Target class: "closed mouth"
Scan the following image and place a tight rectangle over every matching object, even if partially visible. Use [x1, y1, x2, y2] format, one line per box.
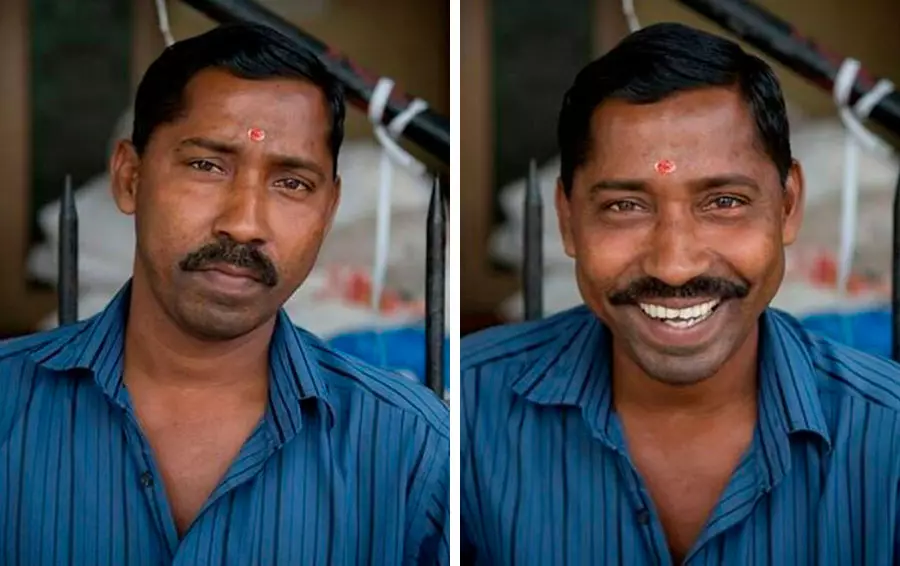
[200, 264, 261, 282]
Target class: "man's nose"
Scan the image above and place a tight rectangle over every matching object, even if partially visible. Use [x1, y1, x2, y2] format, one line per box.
[640, 209, 711, 289]
[212, 172, 271, 246]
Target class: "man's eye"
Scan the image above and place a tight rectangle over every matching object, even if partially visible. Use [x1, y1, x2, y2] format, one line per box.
[710, 196, 746, 209]
[607, 200, 642, 212]
[189, 160, 222, 173]
[274, 178, 311, 192]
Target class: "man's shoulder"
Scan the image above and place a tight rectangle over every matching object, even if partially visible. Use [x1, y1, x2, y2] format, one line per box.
[0, 322, 91, 448]
[771, 308, 900, 415]
[0, 322, 86, 372]
[461, 304, 595, 373]
[294, 325, 449, 441]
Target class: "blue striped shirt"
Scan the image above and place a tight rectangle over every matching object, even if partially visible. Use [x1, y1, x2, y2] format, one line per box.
[461, 304, 900, 565]
[0, 283, 449, 565]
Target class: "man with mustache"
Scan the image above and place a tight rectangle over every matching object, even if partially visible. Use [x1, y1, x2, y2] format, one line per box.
[0, 24, 448, 565]
[461, 22, 900, 565]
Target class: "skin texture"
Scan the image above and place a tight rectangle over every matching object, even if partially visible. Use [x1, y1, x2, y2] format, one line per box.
[109, 68, 341, 535]
[554, 86, 805, 560]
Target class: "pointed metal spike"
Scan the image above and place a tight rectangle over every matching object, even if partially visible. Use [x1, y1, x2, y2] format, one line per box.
[524, 159, 543, 321]
[425, 175, 447, 399]
[892, 170, 900, 361]
[59, 175, 78, 326]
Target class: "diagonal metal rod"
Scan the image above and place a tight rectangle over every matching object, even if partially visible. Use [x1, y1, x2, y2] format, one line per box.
[58, 175, 78, 326]
[675, 0, 900, 138]
[523, 159, 543, 321]
[425, 176, 446, 398]
[178, 0, 450, 165]
[893, 170, 900, 361]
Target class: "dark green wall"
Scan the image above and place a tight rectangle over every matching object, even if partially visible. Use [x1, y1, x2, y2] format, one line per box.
[491, 0, 593, 218]
[29, 0, 132, 243]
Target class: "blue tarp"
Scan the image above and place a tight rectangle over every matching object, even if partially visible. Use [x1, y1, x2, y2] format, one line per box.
[327, 326, 450, 391]
[800, 307, 894, 360]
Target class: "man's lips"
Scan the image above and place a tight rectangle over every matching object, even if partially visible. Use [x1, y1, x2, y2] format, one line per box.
[198, 264, 262, 283]
[637, 298, 721, 326]
[622, 298, 733, 349]
[630, 297, 722, 310]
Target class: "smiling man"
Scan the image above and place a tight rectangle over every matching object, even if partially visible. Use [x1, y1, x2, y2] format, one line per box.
[0, 24, 448, 565]
[462, 23, 900, 566]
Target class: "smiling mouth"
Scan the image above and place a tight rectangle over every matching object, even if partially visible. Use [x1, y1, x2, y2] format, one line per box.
[637, 299, 722, 330]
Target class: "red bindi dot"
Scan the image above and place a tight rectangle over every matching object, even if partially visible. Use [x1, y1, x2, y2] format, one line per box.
[248, 128, 266, 142]
[654, 159, 676, 175]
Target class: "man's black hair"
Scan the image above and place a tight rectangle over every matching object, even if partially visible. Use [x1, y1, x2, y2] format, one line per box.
[132, 23, 345, 175]
[557, 22, 791, 194]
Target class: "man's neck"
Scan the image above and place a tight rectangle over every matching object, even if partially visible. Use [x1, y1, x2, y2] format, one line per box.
[612, 326, 759, 421]
[123, 278, 273, 395]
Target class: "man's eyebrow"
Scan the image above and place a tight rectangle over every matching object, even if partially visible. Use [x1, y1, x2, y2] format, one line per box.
[587, 174, 762, 195]
[270, 154, 326, 180]
[695, 174, 761, 191]
[177, 137, 240, 154]
[588, 179, 648, 194]
[177, 137, 326, 180]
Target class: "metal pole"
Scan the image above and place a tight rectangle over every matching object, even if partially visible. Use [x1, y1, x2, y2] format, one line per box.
[425, 176, 446, 398]
[674, 0, 900, 138]
[893, 170, 900, 362]
[178, 0, 450, 166]
[523, 159, 543, 321]
[59, 175, 78, 326]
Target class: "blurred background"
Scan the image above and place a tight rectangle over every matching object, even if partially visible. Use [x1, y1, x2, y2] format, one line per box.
[462, 0, 900, 358]
[0, 0, 449, 389]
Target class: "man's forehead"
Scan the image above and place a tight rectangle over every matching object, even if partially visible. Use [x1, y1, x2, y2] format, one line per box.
[157, 70, 330, 152]
[585, 89, 765, 176]
[177, 69, 328, 131]
[591, 88, 755, 145]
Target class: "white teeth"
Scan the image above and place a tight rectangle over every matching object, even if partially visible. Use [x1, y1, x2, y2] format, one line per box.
[638, 299, 720, 328]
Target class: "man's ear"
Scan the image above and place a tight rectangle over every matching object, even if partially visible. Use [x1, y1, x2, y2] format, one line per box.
[781, 159, 805, 246]
[109, 140, 141, 216]
[555, 177, 576, 258]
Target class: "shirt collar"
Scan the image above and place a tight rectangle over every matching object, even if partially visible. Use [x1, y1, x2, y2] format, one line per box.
[510, 305, 831, 453]
[29, 280, 335, 442]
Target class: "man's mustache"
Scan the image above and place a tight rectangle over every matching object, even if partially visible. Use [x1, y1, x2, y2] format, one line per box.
[608, 275, 750, 306]
[179, 237, 278, 287]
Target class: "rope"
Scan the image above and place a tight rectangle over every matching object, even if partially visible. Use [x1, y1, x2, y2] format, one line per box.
[367, 77, 428, 364]
[153, 0, 176, 47]
[622, 0, 641, 33]
[832, 58, 895, 294]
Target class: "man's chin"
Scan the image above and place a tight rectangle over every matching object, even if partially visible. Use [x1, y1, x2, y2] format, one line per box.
[170, 291, 276, 341]
[629, 350, 724, 386]
[612, 310, 753, 387]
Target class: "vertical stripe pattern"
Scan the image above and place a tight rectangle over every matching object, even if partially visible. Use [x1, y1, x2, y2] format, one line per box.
[0, 282, 449, 565]
[461, 304, 900, 565]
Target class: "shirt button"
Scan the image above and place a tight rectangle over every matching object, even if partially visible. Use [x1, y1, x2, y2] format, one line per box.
[636, 509, 650, 525]
[140, 471, 154, 487]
